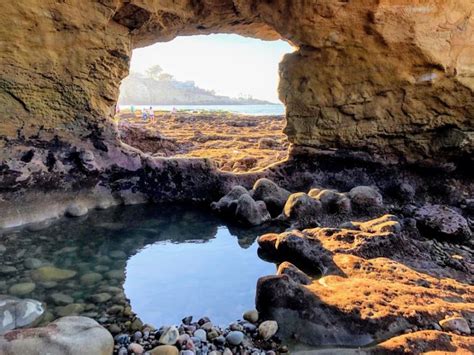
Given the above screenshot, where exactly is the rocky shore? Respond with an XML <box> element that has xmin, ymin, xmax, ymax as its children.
<box><xmin>117</xmin><ymin>110</ymin><xmax>288</xmax><ymax>173</ymax></box>
<box><xmin>113</xmin><ymin>313</ymin><xmax>284</xmax><ymax>355</ymax></box>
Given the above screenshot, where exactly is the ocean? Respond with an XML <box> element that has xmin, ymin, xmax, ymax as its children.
<box><xmin>119</xmin><ymin>104</ymin><xmax>285</xmax><ymax>116</ymax></box>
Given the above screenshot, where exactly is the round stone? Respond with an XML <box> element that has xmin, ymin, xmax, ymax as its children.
<box><xmin>150</xmin><ymin>345</ymin><xmax>179</xmax><ymax>355</ymax></box>
<box><xmin>128</xmin><ymin>342</ymin><xmax>144</xmax><ymax>354</ymax></box>
<box><xmin>158</xmin><ymin>326</ymin><xmax>179</xmax><ymax>345</ymax></box>
<box><xmin>225</xmin><ymin>331</ymin><xmax>244</xmax><ymax>346</ymax></box>
<box><xmin>24</xmin><ymin>258</ymin><xmax>43</xmax><ymax>269</ymax></box>
<box><xmin>65</xmin><ymin>202</ymin><xmax>88</xmax><ymax>217</ymax></box>
<box><xmin>243</xmin><ymin>309</ymin><xmax>259</xmax><ymax>323</ymax></box>
<box><xmin>193</xmin><ymin>328</ymin><xmax>207</xmax><ymax>342</ymax></box>
<box><xmin>258</xmin><ymin>320</ymin><xmax>278</xmax><ymax>340</ymax></box>
<box><xmin>49</xmin><ymin>292</ymin><xmax>73</xmax><ymax>305</ymax></box>
<box><xmin>8</xmin><ymin>282</ymin><xmax>36</xmax><ymax>296</ymax></box>
<box><xmin>80</xmin><ymin>272</ymin><xmax>103</xmax><ymax>285</ymax></box>
<box><xmin>31</xmin><ymin>266</ymin><xmax>77</xmax><ymax>282</ymax></box>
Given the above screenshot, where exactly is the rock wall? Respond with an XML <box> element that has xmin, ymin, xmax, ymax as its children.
<box><xmin>1</xmin><ymin>1</ymin><xmax>473</xmax><ymax>165</ymax></box>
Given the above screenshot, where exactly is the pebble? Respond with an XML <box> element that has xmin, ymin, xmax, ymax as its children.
<box><xmin>128</xmin><ymin>342</ymin><xmax>144</xmax><ymax>354</ymax></box>
<box><xmin>226</xmin><ymin>330</ymin><xmax>244</xmax><ymax>345</ymax></box>
<box><xmin>89</xmin><ymin>292</ymin><xmax>112</xmax><ymax>303</ymax></box>
<box><xmin>243</xmin><ymin>310</ymin><xmax>259</xmax><ymax>323</ymax></box>
<box><xmin>8</xmin><ymin>282</ymin><xmax>36</xmax><ymax>296</ymax></box>
<box><xmin>150</xmin><ymin>345</ymin><xmax>179</xmax><ymax>355</ymax></box>
<box><xmin>258</xmin><ymin>321</ymin><xmax>278</xmax><ymax>340</ymax></box>
<box><xmin>133</xmin><ymin>331</ymin><xmax>143</xmax><ymax>341</ymax></box>
<box><xmin>49</xmin><ymin>292</ymin><xmax>74</xmax><ymax>305</ymax></box>
<box><xmin>80</xmin><ymin>272</ymin><xmax>103</xmax><ymax>285</ymax></box>
<box><xmin>193</xmin><ymin>328</ymin><xmax>207</xmax><ymax>342</ymax></box>
<box><xmin>201</xmin><ymin>321</ymin><xmax>213</xmax><ymax>331</ymax></box>
<box><xmin>159</xmin><ymin>326</ymin><xmax>180</xmax><ymax>345</ymax></box>
<box><xmin>24</xmin><ymin>258</ymin><xmax>43</xmax><ymax>269</ymax></box>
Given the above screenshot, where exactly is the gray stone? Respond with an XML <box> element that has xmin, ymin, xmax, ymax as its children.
<box><xmin>348</xmin><ymin>186</ymin><xmax>383</xmax><ymax>210</ymax></box>
<box><xmin>415</xmin><ymin>204</ymin><xmax>472</xmax><ymax>243</ymax></box>
<box><xmin>56</xmin><ymin>303</ymin><xmax>85</xmax><ymax>317</ymax></box>
<box><xmin>65</xmin><ymin>202</ymin><xmax>88</xmax><ymax>217</ymax></box>
<box><xmin>193</xmin><ymin>328</ymin><xmax>207</xmax><ymax>342</ymax></box>
<box><xmin>309</xmin><ymin>189</ymin><xmax>351</xmax><ymax>214</ymax></box>
<box><xmin>49</xmin><ymin>292</ymin><xmax>74</xmax><ymax>305</ymax></box>
<box><xmin>211</xmin><ymin>186</ymin><xmax>248</xmax><ymax>216</ymax></box>
<box><xmin>0</xmin><ymin>296</ymin><xmax>44</xmax><ymax>333</ymax></box>
<box><xmin>159</xmin><ymin>326</ymin><xmax>180</xmax><ymax>345</ymax></box>
<box><xmin>235</xmin><ymin>194</ymin><xmax>271</xmax><ymax>226</ymax></box>
<box><xmin>0</xmin><ymin>316</ymin><xmax>113</xmax><ymax>354</ymax></box>
<box><xmin>283</xmin><ymin>192</ymin><xmax>322</xmax><ymax>229</ymax></box>
<box><xmin>252</xmin><ymin>178</ymin><xmax>291</xmax><ymax>217</ymax></box>
<box><xmin>225</xmin><ymin>331</ymin><xmax>244</xmax><ymax>345</ymax></box>
<box><xmin>24</xmin><ymin>257</ymin><xmax>43</xmax><ymax>269</ymax></box>
<box><xmin>0</xmin><ymin>265</ymin><xmax>17</xmax><ymax>275</ymax></box>
<box><xmin>80</xmin><ymin>272</ymin><xmax>103</xmax><ymax>285</ymax></box>
<box><xmin>439</xmin><ymin>316</ymin><xmax>471</xmax><ymax>335</ymax></box>
<box><xmin>89</xmin><ymin>293</ymin><xmax>112</xmax><ymax>303</ymax></box>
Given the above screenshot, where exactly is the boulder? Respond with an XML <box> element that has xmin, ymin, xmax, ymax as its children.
<box><xmin>0</xmin><ymin>316</ymin><xmax>113</xmax><ymax>355</ymax></box>
<box><xmin>252</xmin><ymin>178</ymin><xmax>291</xmax><ymax>217</ymax></box>
<box><xmin>211</xmin><ymin>186</ymin><xmax>248</xmax><ymax>216</ymax></box>
<box><xmin>65</xmin><ymin>202</ymin><xmax>88</xmax><ymax>217</ymax></box>
<box><xmin>439</xmin><ymin>316</ymin><xmax>471</xmax><ymax>335</ymax></box>
<box><xmin>348</xmin><ymin>186</ymin><xmax>383</xmax><ymax>211</ymax></box>
<box><xmin>0</xmin><ymin>296</ymin><xmax>45</xmax><ymax>334</ymax></box>
<box><xmin>415</xmin><ymin>204</ymin><xmax>472</xmax><ymax>243</ymax></box>
<box><xmin>235</xmin><ymin>194</ymin><xmax>271</xmax><ymax>226</ymax></box>
<box><xmin>282</xmin><ymin>192</ymin><xmax>322</xmax><ymax>229</ymax></box>
<box><xmin>309</xmin><ymin>189</ymin><xmax>351</xmax><ymax>214</ymax></box>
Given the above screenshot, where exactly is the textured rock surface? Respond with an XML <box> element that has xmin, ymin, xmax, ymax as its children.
<box><xmin>256</xmin><ymin>217</ymin><xmax>474</xmax><ymax>347</ymax></box>
<box><xmin>0</xmin><ymin>1</ymin><xmax>472</xmax><ymax>164</ymax></box>
<box><xmin>0</xmin><ymin>316</ymin><xmax>113</xmax><ymax>354</ymax></box>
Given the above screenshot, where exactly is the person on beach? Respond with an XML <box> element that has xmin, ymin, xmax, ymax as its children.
<box><xmin>142</xmin><ymin>108</ymin><xmax>148</xmax><ymax>121</ymax></box>
<box><xmin>149</xmin><ymin>106</ymin><xmax>155</xmax><ymax>123</ymax></box>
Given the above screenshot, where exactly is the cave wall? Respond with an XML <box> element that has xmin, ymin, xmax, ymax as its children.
<box><xmin>1</xmin><ymin>0</ymin><xmax>473</xmax><ymax>167</ymax></box>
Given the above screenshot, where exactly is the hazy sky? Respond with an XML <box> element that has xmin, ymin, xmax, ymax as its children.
<box><xmin>128</xmin><ymin>34</ymin><xmax>294</xmax><ymax>103</ymax></box>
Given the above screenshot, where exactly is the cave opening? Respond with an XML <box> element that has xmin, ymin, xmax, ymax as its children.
<box><xmin>115</xmin><ymin>34</ymin><xmax>293</xmax><ymax>173</ymax></box>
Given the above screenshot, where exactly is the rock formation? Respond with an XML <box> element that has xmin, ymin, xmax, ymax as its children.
<box><xmin>0</xmin><ymin>1</ymin><xmax>473</xmax><ymax>227</ymax></box>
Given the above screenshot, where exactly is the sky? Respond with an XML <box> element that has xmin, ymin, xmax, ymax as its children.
<box><xmin>128</xmin><ymin>34</ymin><xmax>294</xmax><ymax>103</ymax></box>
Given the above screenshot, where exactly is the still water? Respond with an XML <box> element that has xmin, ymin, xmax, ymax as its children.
<box><xmin>0</xmin><ymin>205</ymin><xmax>278</xmax><ymax>327</ymax></box>
<box><xmin>119</xmin><ymin>104</ymin><xmax>285</xmax><ymax>116</ymax></box>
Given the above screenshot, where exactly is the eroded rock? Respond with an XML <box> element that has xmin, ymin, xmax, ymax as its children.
<box><xmin>282</xmin><ymin>193</ymin><xmax>322</xmax><ymax>229</ymax></box>
<box><xmin>235</xmin><ymin>194</ymin><xmax>271</xmax><ymax>226</ymax></box>
<box><xmin>252</xmin><ymin>178</ymin><xmax>290</xmax><ymax>217</ymax></box>
<box><xmin>415</xmin><ymin>204</ymin><xmax>472</xmax><ymax>243</ymax></box>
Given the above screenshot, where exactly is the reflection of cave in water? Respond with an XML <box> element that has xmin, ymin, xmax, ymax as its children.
<box><xmin>0</xmin><ymin>205</ymin><xmax>278</xmax><ymax>328</ymax></box>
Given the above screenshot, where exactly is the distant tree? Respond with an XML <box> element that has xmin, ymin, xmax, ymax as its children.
<box><xmin>146</xmin><ymin>65</ymin><xmax>164</xmax><ymax>80</ymax></box>
<box><xmin>158</xmin><ymin>73</ymin><xmax>174</xmax><ymax>81</ymax></box>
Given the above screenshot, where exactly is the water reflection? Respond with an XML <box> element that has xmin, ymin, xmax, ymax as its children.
<box><xmin>0</xmin><ymin>205</ymin><xmax>278</xmax><ymax>330</ymax></box>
